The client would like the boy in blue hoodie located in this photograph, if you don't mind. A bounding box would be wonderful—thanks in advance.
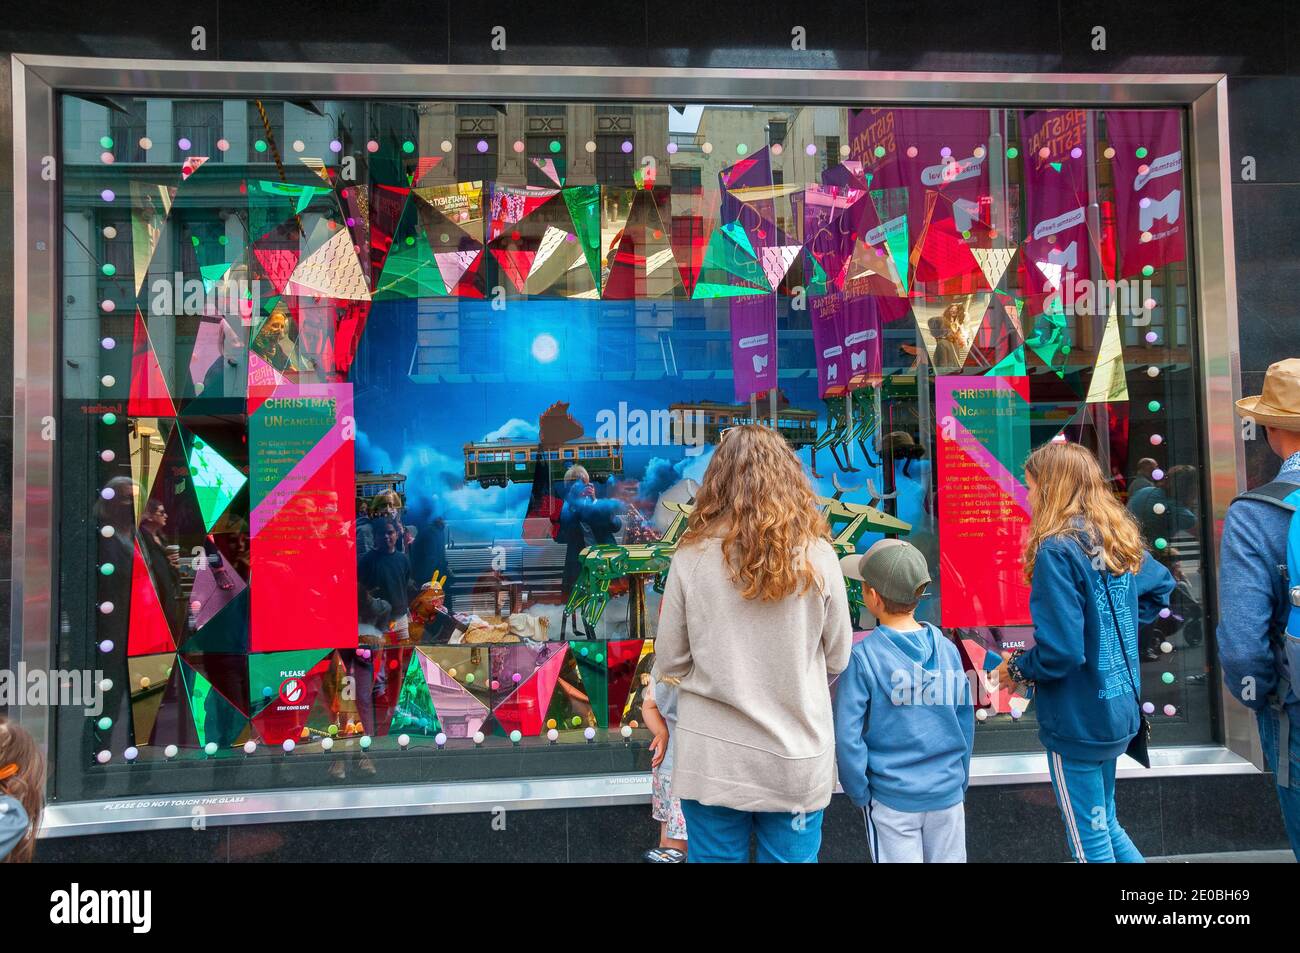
[833,540,974,863]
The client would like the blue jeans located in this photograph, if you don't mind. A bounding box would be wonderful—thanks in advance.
[679,800,823,863]
[1046,751,1144,863]
[1257,708,1300,860]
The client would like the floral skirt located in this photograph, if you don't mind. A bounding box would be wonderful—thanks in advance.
[651,767,687,841]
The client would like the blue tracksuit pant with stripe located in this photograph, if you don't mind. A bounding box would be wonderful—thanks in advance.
[1046,751,1144,863]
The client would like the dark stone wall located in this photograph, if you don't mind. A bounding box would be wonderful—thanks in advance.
[33,772,1291,863]
[4,0,1297,859]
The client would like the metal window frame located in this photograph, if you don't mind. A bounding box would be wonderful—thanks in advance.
[9,56,1253,837]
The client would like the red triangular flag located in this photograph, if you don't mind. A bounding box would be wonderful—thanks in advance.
[128,309,177,417]
[128,541,178,656]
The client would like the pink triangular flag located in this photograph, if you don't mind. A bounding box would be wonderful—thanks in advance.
[435,250,480,291]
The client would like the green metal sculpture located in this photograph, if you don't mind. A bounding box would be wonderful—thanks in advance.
[564,501,693,636]
[811,388,882,477]
[811,394,852,476]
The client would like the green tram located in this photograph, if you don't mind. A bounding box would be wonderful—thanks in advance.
[463,437,624,488]
[667,400,819,449]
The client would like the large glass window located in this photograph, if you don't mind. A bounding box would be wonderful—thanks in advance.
[56,97,1213,801]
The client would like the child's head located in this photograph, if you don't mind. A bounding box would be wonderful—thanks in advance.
[1023,440,1146,580]
[370,490,401,517]
[840,540,931,622]
[0,715,44,863]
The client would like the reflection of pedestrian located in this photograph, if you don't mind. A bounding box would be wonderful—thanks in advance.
[358,490,407,557]
[558,465,593,599]
[559,467,623,636]
[139,499,185,635]
[1128,458,1159,496]
[359,517,416,641]
[329,587,387,779]
[429,518,454,609]
[929,304,966,374]
[1128,464,1198,545]
[352,588,389,734]
[884,431,931,521]
[219,517,251,581]
[94,476,138,566]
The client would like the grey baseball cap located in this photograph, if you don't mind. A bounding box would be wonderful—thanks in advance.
[839,539,932,605]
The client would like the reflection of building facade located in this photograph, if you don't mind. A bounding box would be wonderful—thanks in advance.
[64,99,1196,404]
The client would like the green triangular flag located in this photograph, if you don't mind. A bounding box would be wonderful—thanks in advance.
[571,642,609,729]
[882,214,910,294]
[373,233,447,299]
[199,262,233,294]
[563,185,603,290]
[984,345,1028,377]
[390,652,440,736]
[186,432,248,531]
[720,220,757,260]
[178,656,248,748]
[692,227,770,297]
[806,254,829,296]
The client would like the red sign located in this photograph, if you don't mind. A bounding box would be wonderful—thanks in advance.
[935,376,1033,628]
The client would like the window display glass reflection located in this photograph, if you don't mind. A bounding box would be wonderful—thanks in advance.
[56,96,1214,799]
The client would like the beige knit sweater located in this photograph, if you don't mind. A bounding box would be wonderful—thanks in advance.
[651,536,853,814]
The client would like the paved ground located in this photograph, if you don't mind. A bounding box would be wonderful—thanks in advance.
[1149,850,1294,863]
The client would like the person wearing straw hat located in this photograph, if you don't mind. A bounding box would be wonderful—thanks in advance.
[1219,357,1300,860]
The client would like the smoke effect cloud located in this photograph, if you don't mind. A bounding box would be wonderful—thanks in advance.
[355,428,530,537]
[482,418,540,442]
[638,445,715,501]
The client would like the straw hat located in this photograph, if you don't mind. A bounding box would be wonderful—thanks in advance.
[1235,358,1300,432]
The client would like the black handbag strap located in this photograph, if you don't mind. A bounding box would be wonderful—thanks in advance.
[1100,571,1142,703]
[1231,478,1300,511]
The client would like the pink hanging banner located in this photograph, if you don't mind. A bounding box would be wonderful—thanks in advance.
[1019,109,1093,298]
[856,107,992,245]
[841,292,882,390]
[729,294,778,402]
[847,108,901,184]
[1105,109,1186,278]
[810,294,846,398]
[809,290,882,398]
[803,184,871,292]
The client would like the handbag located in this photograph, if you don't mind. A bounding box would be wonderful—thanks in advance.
[1101,572,1152,768]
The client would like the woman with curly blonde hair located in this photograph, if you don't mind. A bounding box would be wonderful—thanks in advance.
[0,715,45,863]
[652,424,853,863]
[993,441,1174,863]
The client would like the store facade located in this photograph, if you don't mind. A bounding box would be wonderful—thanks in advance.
[4,50,1288,860]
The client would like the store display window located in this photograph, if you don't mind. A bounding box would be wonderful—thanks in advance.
[54,97,1214,799]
